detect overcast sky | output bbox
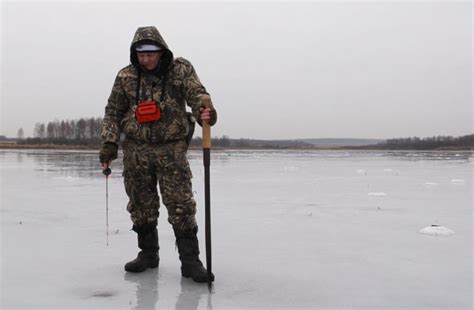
[1,1,472,139]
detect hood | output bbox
[130,26,174,76]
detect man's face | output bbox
[137,52,162,71]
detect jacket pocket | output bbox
[121,110,140,137]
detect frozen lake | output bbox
[1,149,472,310]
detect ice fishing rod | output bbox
[103,166,111,246]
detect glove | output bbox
[99,142,118,164]
[198,105,217,127]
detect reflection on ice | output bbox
[124,269,159,310]
[175,278,212,310]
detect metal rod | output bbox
[203,148,212,289]
[106,174,109,246]
[103,167,111,247]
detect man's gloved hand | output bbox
[199,106,217,126]
[99,142,118,164]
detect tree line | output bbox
[18,117,103,145]
[189,136,314,148]
[373,134,474,150]
[15,118,473,150]
[16,118,241,147]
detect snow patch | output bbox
[450,179,465,185]
[419,225,455,236]
[368,192,387,197]
[424,182,438,187]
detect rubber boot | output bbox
[174,226,215,283]
[125,221,159,273]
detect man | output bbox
[99,26,216,283]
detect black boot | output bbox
[174,226,215,283]
[125,221,159,273]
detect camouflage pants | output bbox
[122,138,197,230]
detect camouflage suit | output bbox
[101,26,217,231]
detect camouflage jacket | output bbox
[101,26,217,145]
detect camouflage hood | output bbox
[130,26,174,76]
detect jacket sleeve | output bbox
[177,58,217,126]
[101,72,129,145]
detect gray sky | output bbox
[1,1,472,139]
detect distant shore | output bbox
[0,143,99,150]
[0,143,471,152]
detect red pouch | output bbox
[135,101,161,123]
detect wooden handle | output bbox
[201,95,212,149]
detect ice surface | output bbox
[1,149,472,309]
